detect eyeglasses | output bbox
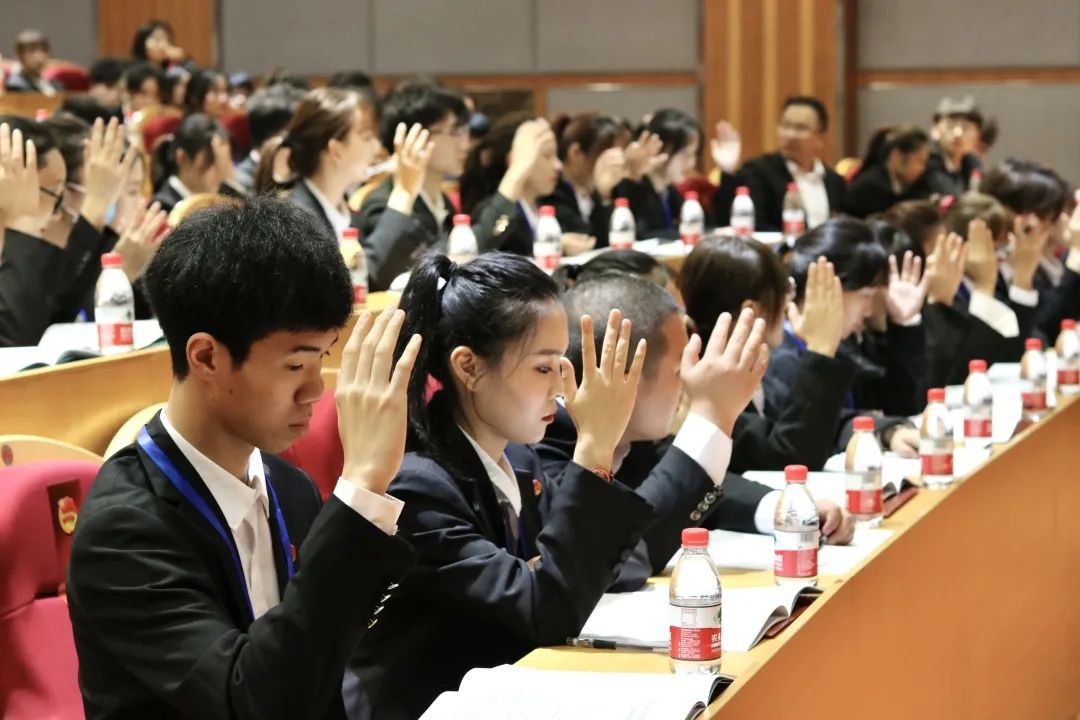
[430,124,470,140]
[778,121,819,137]
[39,185,64,215]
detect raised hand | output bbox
[498,119,556,201]
[560,232,596,257]
[81,117,139,230]
[886,250,929,324]
[1009,213,1049,291]
[211,134,237,185]
[561,310,647,475]
[925,231,967,304]
[592,146,627,201]
[0,123,39,225]
[113,201,168,281]
[788,257,844,357]
[711,121,742,174]
[964,219,999,295]
[624,131,667,181]
[336,308,423,494]
[682,307,769,435]
[391,122,434,199]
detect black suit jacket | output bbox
[357,177,453,257]
[1034,265,1080,341]
[152,177,246,215]
[712,152,847,231]
[614,176,683,239]
[345,419,654,719]
[469,192,535,256]
[287,180,427,292]
[842,321,927,418]
[843,164,933,219]
[67,414,415,720]
[538,177,614,247]
[923,145,981,197]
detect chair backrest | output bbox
[104,404,165,459]
[279,389,341,500]
[141,114,182,155]
[0,460,101,720]
[41,65,90,93]
[0,436,102,467]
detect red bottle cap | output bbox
[968,359,987,373]
[681,527,709,547]
[101,252,123,268]
[853,416,875,432]
[453,214,471,226]
[1062,319,1077,330]
[539,205,556,217]
[1025,338,1043,351]
[927,388,946,402]
[685,191,699,202]
[736,186,750,196]
[614,197,629,208]
[786,182,797,192]
[784,464,808,483]
[341,228,359,241]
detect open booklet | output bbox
[575,583,821,654]
[745,467,919,518]
[419,664,734,720]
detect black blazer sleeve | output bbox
[876,321,927,417]
[390,459,653,646]
[472,193,533,255]
[67,493,415,720]
[51,217,118,324]
[0,228,65,347]
[703,473,773,534]
[741,164,783,232]
[711,171,739,227]
[731,350,856,473]
[359,207,430,292]
[1035,267,1080,340]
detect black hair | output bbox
[42,112,91,181]
[89,57,125,87]
[246,84,304,147]
[124,61,164,95]
[551,113,621,162]
[327,70,374,90]
[184,68,227,115]
[0,115,58,169]
[131,20,172,62]
[265,70,311,92]
[15,29,49,55]
[680,236,789,344]
[152,113,227,191]
[395,253,561,472]
[980,159,1071,222]
[460,111,533,214]
[789,218,889,302]
[781,96,829,132]
[552,249,671,290]
[378,82,468,152]
[562,274,675,380]
[144,197,352,379]
[59,96,123,125]
[944,192,1013,242]
[878,200,944,261]
[645,108,701,157]
[855,124,929,177]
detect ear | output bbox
[448,345,484,393]
[566,142,584,163]
[185,332,228,380]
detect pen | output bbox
[566,637,667,653]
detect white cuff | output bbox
[898,313,922,327]
[1065,249,1080,274]
[968,291,1020,338]
[1008,285,1038,307]
[754,490,782,535]
[671,412,733,488]
[333,479,404,535]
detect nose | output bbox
[296,370,325,406]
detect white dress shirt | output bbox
[670,412,733,488]
[159,411,403,620]
[958,278,1022,338]
[574,185,595,221]
[460,428,522,516]
[168,175,194,201]
[418,190,449,229]
[304,178,352,239]
[785,159,831,229]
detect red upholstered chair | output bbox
[218,112,251,157]
[42,64,90,92]
[675,176,718,217]
[0,459,101,720]
[140,113,182,155]
[279,390,342,501]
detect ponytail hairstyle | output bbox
[151,112,226,192]
[855,124,929,178]
[551,112,621,162]
[254,87,372,189]
[459,110,534,214]
[551,249,671,291]
[394,253,561,476]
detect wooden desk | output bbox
[519,397,1080,719]
[0,92,64,119]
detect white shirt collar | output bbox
[159,410,269,530]
[458,426,522,515]
[518,200,539,235]
[784,158,826,180]
[303,178,351,239]
[248,149,260,164]
[419,189,448,227]
[168,175,194,200]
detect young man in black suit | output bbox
[538,275,854,577]
[713,96,847,232]
[66,198,419,720]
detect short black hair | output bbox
[0,115,58,168]
[144,197,353,379]
[646,108,701,157]
[563,274,677,380]
[59,96,124,125]
[378,82,468,152]
[89,58,126,87]
[553,249,671,291]
[184,68,226,114]
[782,96,829,132]
[42,112,91,179]
[266,71,311,92]
[789,217,889,301]
[124,61,163,94]
[327,70,374,90]
[152,112,227,192]
[131,20,171,61]
[246,84,304,147]
[981,158,1071,222]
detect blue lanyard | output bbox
[659,192,673,230]
[517,200,535,238]
[137,426,294,622]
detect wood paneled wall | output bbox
[97,0,216,66]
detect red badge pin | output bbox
[532,478,542,497]
[290,544,298,562]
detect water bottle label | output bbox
[680,230,703,247]
[846,488,883,515]
[97,322,134,349]
[609,232,634,250]
[353,282,368,306]
[782,213,805,237]
[964,417,992,438]
[920,452,953,476]
[1022,390,1047,410]
[534,253,561,271]
[773,530,818,578]
[731,221,753,237]
[668,604,722,661]
[1057,369,1079,386]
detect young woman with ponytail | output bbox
[844,124,932,219]
[150,113,244,213]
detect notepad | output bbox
[419,664,734,720]
[575,583,822,654]
[745,467,919,514]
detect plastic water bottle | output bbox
[679,192,705,248]
[1055,319,1079,395]
[773,465,819,587]
[730,186,755,237]
[844,416,883,528]
[669,527,722,674]
[447,213,478,263]
[1020,337,1048,422]
[95,252,135,355]
[533,205,562,271]
[969,169,982,193]
[963,359,993,449]
[920,388,955,488]
[340,227,368,307]
[609,198,636,250]
[782,182,806,247]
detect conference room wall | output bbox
[545,86,698,126]
[6,0,97,67]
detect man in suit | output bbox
[66,198,418,720]
[5,29,61,95]
[714,96,846,232]
[538,275,854,577]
